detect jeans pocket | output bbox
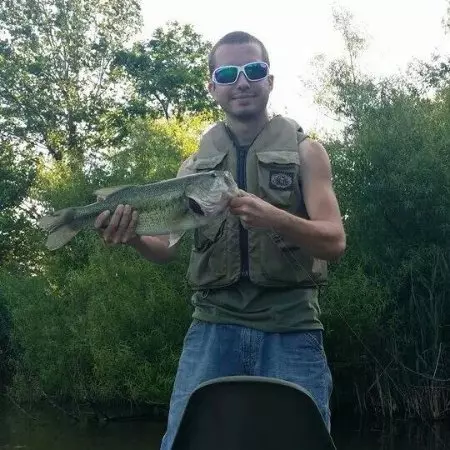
[302,330,327,360]
[183,319,203,347]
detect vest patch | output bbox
[269,171,295,190]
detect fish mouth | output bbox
[188,192,230,217]
[188,198,205,216]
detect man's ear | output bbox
[207,80,217,100]
[268,74,274,92]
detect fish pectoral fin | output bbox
[168,232,185,248]
[93,185,131,201]
[45,224,80,250]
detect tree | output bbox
[115,21,220,121]
[0,0,142,166]
[0,141,39,269]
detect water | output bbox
[330,417,450,450]
[1,399,449,450]
[0,399,165,450]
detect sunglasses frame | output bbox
[212,61,269,85]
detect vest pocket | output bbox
[255,230,327,287]
[260,232,313,284]
[190,153,227,172]
[187,240,228,286]
[186,152,232,287]
[187,219,235,288]
[256,151,301,208]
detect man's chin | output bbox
[229,107,261,121]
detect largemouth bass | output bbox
[38,170,240,250]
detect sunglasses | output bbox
[212,61,269,85]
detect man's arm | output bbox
[271,139,346,260]
[128,234,178,264]
[229,139,346,261]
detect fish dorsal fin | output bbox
[93,185,131,201]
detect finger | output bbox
[103,204,125,243]
[240,215,251,229]
[229,205,241,215]
[230,202,250,214]
[113,205,133,244]
[229,197,247,208]
[122,210,139,243]
[94,210,111,230]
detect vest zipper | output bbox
[237,146,249,278]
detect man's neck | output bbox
[225,112,270,146]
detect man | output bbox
[95,31,346,449]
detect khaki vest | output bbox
[185,115,328,289]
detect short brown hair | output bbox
[208,31,270,76]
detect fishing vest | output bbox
[185,115,328,290]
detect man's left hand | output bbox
[229,192,282,229]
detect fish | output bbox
[38,170,240,250]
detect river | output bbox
[1,398,449,449]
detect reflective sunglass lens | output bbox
[214,66,238,84]
[244,62,268,80]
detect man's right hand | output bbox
[94,204,139,245]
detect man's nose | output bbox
[235,71,250,89]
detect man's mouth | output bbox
[232,94,256,100]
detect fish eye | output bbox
[189,198,205,216]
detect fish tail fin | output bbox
[38,208,80,250]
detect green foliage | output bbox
[115,21,220,120]
[0,286,13,390]
[1,241,192,405]
[0,0,142,164]
[0,141,41,269]
[315,8,450,418]
[75,244,192,403]
[320,258,393,414]
[103,118,186,185]
[0,141,36,210]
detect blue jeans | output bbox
[159,320,333,450]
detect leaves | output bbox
[0,0,142,164]
[115,21,220,120]
[316,8,450,418]
[0,141,40,269]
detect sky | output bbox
[138,0,450,134]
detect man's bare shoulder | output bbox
[298,138,333,180]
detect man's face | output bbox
[208,43,274,121]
